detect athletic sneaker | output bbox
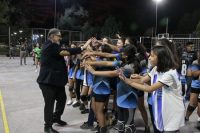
[144,126,150,133]
[81,109,89,114]
[125,123,136,133]
[80,122,93,129]
[72,100,77,105]
[196,121,200,130]
[91,125,99,132]
[113,121,125,132]
[72,101,81,107]
[79,103,85,110]
[198,117,200,122]
[66,100,73,105]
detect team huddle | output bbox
[37,28,199,133]
[62,37,198,133]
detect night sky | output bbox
[20,0,200,35]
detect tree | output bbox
[101,16,122,38]
[9,0,32,27]
[196,21,200,36]
[144,27,154,37]
[177,9,200,34]
[0,0,10,24]
[81,22,102,39]
[176,13,192,33]
[58,5,88,30]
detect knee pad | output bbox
[68,86,73,92]
[103,108,108,114]
[80,95,87,102]
[87,95,91,101]
[187,105,196,112]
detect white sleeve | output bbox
[158,71,173,87]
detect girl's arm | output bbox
[86,60,122,67]
[85,63,118,77]
[191,70,200,77]
[186,69,192,77]
[104,42,121,52]
[87,61,113,67]
[126,74,151,84]
[82,51,119,59]
[119,74,163,92]
[60,39,92,56]
[82,38,92,50]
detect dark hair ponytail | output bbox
[123,44,141,73]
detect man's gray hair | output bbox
[47,28,60,38]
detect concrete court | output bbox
[0,56,200,133]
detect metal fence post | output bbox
[69,31,71,44]
[8,26,10,50]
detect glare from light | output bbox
[19,30,23,33]
[32,34,39,40]
[14,32,17,35]
[153,0,163,3]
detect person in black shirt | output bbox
[9,43,15,59]
[182,42,197,101]
[37,28,89,133]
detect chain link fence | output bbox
[1,25,200,56]
[0,25,82,56]
[140,36,200,52]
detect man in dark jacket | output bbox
[37,28,89,133]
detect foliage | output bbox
[9,0,32,27]
[81,22,101,39]
[177,9,200,34]
[196,21,200,37]
[0,46,9,55]
[0,0,10,24]
[101,16,122,38]
[58,5,88,30]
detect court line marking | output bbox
[0,89,10,133]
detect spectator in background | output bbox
[20,42,27,65]
[9,43,15,59]
[27,43,33,57]
[33,43,41,72]
[32,44,36,65]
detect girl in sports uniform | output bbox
[119,44,185,133]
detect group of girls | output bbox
[64,36,200,133]
[64,42,93,115]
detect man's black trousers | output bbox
[39,84,67,128]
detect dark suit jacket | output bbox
[37,40,82,87]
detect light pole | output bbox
[153,0,163,37]
[54,0,57,28]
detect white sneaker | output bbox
[198,117,200,122]
[67,100,73,105]
[72,101,78,105]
